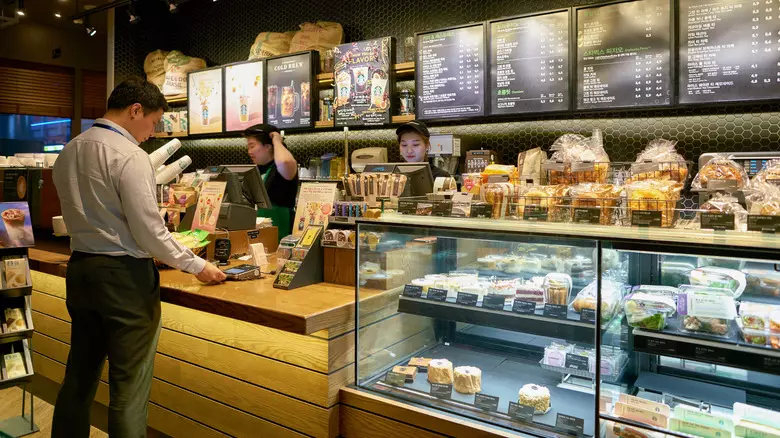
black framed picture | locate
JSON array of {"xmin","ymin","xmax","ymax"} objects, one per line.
[{"xmin": 265, "ymin": 51, "xmax": 318, "ymax": 130}]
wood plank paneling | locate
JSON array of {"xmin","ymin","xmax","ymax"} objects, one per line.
[
  {"xmin": 31, "ymin": 271, "xmax": 66, "ymax": 299},
  {"xmin": 31, "ymin": 311, "xmax": 70, "ymax": 344},
  {"xmin": 31, "ymin": 291, "xmax": 70, "ymax": 322},
  {"xmin": 0, "ymin": 67, "xmax": 74, "ymax": 118},
  {"xmin": 340, "ymin": 406, "xmax": 446, "ymax": 438}
]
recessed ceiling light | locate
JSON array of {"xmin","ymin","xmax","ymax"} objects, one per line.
[{"xmin": 16, "ymin": 0, "xmax": 25, "ymax": 16}]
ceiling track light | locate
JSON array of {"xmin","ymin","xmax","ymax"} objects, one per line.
[
  {"xmin": 54, "ymin": 12, "xmax": 62, "ymax": 18},
  {"xmin": 167, "ymin": 0, "xmax": 178, "ymax": 13},
  {"xmin": 16, "ymin": 0, "xmax": 26, "ymax": 16},
  {"xmin": 128, "ymin": 1, "xmax": 140, "ymax": 24},
  {"xmin": 84, "ymin": 17, "xmax": 96, "ymax": 36}
]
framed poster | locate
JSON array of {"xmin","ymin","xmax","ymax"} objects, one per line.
[
  {"xmin": 333, "ymin": 37, "xmax": 395, "ymax": 127},
  {"xmin": 224, "ymin": 60, "xmax": 264, "ymax": 132},
  {"xmin": 187, "ymin": 66, "xmax": 224, "ymax": 135},
  {"xmin": 265, "ymin": 51, "xmax": 318, "ymax": 130},
  {"xmin": 0, "ymin": 202, "xmax": 34, "ymax": 248},
  {"xmin": 416, "ymin": 23, "xmax": 487, "ymax": 120}
]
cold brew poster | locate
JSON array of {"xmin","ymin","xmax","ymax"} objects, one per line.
[
  {"xmin": 576, "ymin": 0, "xmax": 672, "ymax": 109},
  {"xmin": 188, "ymin": 67, "xmax": 224, "ymax": 134},
  {"xmin": 334, "ymin": 37, "xmax": 394, "ymax": 127},
  {"xmin": 680, "ymin": 0, "xmax": 780, "ymax": 103},
  {"xmin": 266, "ymin": 52, "xmax": 315, "ymax": 129},
  {"xmin": 224, "ymin": 60, "xmax": 264, "ymax": 132},
  {"xmin": 417, "ymin": 24, "xmax": 486, "ymax": 119},
  {"xmin": 490, "ymin": 11, "xmax": 570, "ymax": 115}
]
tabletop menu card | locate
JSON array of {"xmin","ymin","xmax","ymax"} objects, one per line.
[
  {"xmin": 417, "ymin": 24, "xmax": 486, "ymax": 120},
  {"xmin": 576, "ymin": 0, "xmax": 672, "ymax": 109},
  {"xmin": 680, "ymin": 0, "xmax": 780, "ymax": 103},
  {"xmin": 490, "ymin": 11, "xmax": 570, "ymax": 114}
]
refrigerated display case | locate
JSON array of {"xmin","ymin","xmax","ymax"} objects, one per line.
[{"xmin": 354, "ymin": 215, "xmax": 780, "ymax": 437}]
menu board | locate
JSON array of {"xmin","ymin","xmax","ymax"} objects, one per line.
[
  {"xmin": 187, "ymin": 67, "xmax": 224, "ymax": 135},
  {"xmin": 417, "ymin": 24, "xmax": 486, "ymax": 119},
  {"xmin": 224, "ymin": 60, "xmax": 264, "ymax": 132},
  {"xmin": 334, "ymin": 37, "xmax": 394, "ymax": 127},
  {"xmin": 490, "ymin": 11, "xmax": 570, "ymax": 114},
  {"xmin": 266, "ymin": 52, "xmax": 316, "ymax": 129},
  {"xmin": 680, "ymin": 0, "xmax": 780, "ymax": 103},
  {"xmin": 576, "ymin": 0, "xmax": 672, "ymax": 109}
]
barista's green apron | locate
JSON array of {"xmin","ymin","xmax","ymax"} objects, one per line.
[{"xmin": 256, "ymin": 166, "xmax": 293, "ymax": 241}]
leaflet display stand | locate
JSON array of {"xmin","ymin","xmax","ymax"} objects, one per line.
[{"xmin": 273, "ymin": 225, "xmax": 324, "ymax": 290}]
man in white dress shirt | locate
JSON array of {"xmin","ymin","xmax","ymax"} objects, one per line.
[{"xmin": 51, "ymin": 77, "xmax": 226, "ymax": 437}]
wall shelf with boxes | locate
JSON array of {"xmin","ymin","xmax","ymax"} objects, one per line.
[{"xmin": 354, "ymin": 214, "xmax": 780, "ymax": 438}]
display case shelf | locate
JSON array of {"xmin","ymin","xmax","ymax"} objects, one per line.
[
  {"xmin": 0, "ymin": 286, "xmax": 32, "ymax": 299},
  {"xmin": 0, "ymin": 339, "xmax": 34, "ymax": 390},
  {"xmin": 0, "ymin": 296, "xmax": 33, "ymax": 345},
  {"xmin": 165, "ymin": 94, "xmax": 187, "ymax": 104}
]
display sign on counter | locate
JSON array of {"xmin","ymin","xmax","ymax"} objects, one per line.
[
  {"xmin": 474, "ymin": 393, "xmax": 500, "ymax": 412},
  {"xmin": 508, "ymin": 402, "xmax": 534, "ymax": 422},
  {"xmin": 456, "ymin": 291, "xmax": 479, "ymax": 307},
  {"xmin": 581, "ymin": 308, "xmax": 597, "ymax": 323},
  {"xmin": 266, "ymin": 51, "xmax": 317, "ymax": 129},
  {"xmin": 576, "ymin": 0, "xmax": 672, "ymax": 110},
  {"xmin": 631, "ymin": 210, "xmax": 663, "ymax": 227},
  {"xmin": 574, "ymin": 207, "xmax": 602, "ymax": 224},
  {"xmin": 680, "ymin": 0, "xmax": 780, "ymax": 103},
  {"xmin": 489, "ymin": 10, "xmax": 570, "ymax": 115},
  {"xmin": 223, "ymin": 60, "xmax": 264, "ymax": 132},
  {"xmin": 334, "ymin": 37, "xmax": 395, "ymax": 127},
  {"xmin": 426, "ymin": 287, "xmax": 448, "ymax": 302},
  {"xmin": 482, "ymin": 294, "xmax": 506, "ymax": 310},
  {"xmin": 565, "ymin": 353, "xmax": 590, "ymax": 371},
  {"xmin": 543, "ymin": 303, "xmax": 568, "ymax": 319},
  {"xmin": 417, "ymin": 23, "xmax": 486, "ymax": 120},
  {"xmin": 556, "ymin": 413, "xmax": 585, "ymax": 435},
  {"xmin": 403, "ymin": 284, "xmax": 423, "ymax": 298},
  {"xmin": 188, "ymin": 67, "xmax": 224, "ymax": 134},
  {"xmin": 385, "ymin": 371, "xmax": 406, "ymax": 387},
  {"xmin": 512, "ymin": 300, "xmax": 537, "ymax": 314},
  {"xmin": 748, "ymin": 215, "xmax": 780, "ymax": 232},
  {"xmin": 430, "ymin": 383, "xmax": 453, "ymax": 399},
  {"xmin": 700, "ymin": 212, "xmax": 735, "ymax": 231}
]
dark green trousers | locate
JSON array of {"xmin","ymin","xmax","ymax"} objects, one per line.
[{"xmin": 52, "ymin": 252, "xmax": 161, "ymax": 438}]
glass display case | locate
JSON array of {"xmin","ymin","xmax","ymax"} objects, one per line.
[{"xmin": 355, "ymin": 215, "xmax": 780, "ymax": 438}]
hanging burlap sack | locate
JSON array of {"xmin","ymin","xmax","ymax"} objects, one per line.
[
  {"xmin": 248, "ymin": 31, "xmax": 295, "ymax": 60},
  {"xmin": 289, "ymin": 21, "xmax": 344, "ymax": 58},
  {"xmin": 144, "ymin": 50, "xmax": 169, "ymax": 91},
  {"xmin": 162, "ymin": 50, "xmax": 207, "ymax": 96}
]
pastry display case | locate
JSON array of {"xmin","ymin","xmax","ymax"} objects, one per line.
[{"xmin": 354, "ymin": 215, "xmax": 780, "ymax": 437}]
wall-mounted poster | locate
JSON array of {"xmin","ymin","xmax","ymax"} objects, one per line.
[
  {"xmin": 224, "ymin": 60, "xmax": 264, "ymax": 132},
  {"xmin": 187, "ymin": 67, "xmax": 224, "ymax": 134},
  {"xmin": 265, "ymin": 51, "xmax": 317, "ymax": 130},
  {"xmin": 333, "ymin": 37, "xmax": 395, "ymax": 127}
]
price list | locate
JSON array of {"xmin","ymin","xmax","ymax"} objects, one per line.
[
  {"xmin": 490, "ymin": 11, "xmax": 570, "ymax": 114},
  {"xmin": 417, "ymin": 24, "xmax": 486, "ymax": 119},
  {"xmin": 680, "ymin": 0, "xmax": 780, "ymax": 103},
  {"xmin": 576, "ymin": 0, "xmax": 672, "ymax": 109}
]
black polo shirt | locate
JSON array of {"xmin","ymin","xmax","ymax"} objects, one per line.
[{"xmin": 257, "ymin": 162, "xmax": 299, "ymax": 209}]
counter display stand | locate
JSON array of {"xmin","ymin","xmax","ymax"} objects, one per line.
[{"xmin": 0, "ymin": 247, "xmax": 39, "ymax": 437}]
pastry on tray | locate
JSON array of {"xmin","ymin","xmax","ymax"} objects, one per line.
[
  {"xmin": 427, "ymin": 359, "xmax": 454, "ymax": 384},
  {"xmin": 518, "ymin": 383, "xmax": 551, "ymax": 413},
  {"xmin": 453, "ymin": 366, "xmax": 482, "ymax": 394}
]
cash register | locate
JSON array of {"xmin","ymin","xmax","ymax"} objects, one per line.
[{"xmin": 180, "ymin": 165, "xmax": 272, "ymax": 230}]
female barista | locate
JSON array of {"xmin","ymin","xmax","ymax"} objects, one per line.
[
  {"xmin": 244, "ymin": 123, "xmax": 298, "ymax": 238},
  {"xmin": 396, "ymin": 120, "xmax": 450, "ymax": 179}
]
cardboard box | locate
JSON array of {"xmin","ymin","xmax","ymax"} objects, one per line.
[{"xmin": 207, "ymin": 226, "xmax": 278, "ymax": 260}]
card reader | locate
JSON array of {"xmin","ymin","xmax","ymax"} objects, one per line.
[{"xmin": 221, "ymin": 264, "xmax": 263, "ymax": 281}]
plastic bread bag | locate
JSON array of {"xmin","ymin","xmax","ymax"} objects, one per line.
[
  {"xmin": 630, "ymin": 138, "xmax": 689, "ymax": 183},
  {"xmin": 745, "ymin": 181, "xmax": 780, "ymax": 215},
  {"xmin": 569, "ymin": 183, "xmax": 623, "ymax": 225},
  {"xmin": 677, "ymin": 285, "xmax": 738, "ymax": 336},
  {"xmin": 570, "ymin": 278, "xmax": 624, "ymax": 320},
  {"xmin": 630, "ymin": 285, "xmax": 679, "ymax": 303},
  {"xmin": 624, "ymin": 293, "xmax": 677, "ymax": 330},
  {"xmin": 516, "ymin": 185, "xmax": 570, "ymax": 222},
  {"xmin": 691, "ymin": 154, "xmax": 748, "ymax": 190},
  {"xmin": 626, "ymin": 179, "xmax": 684, "ymax": 227},
  {"xmin": 517, "ymin": 147, "xmax": 546, "ymax": 185},
  {"xmin": 695, "ymin": 193, "xmax": 748, "ymax": 232},
  {"xmin": 688, "ymin": 266, "xmax": 746, "ymax": 298},
  {"xmin": 548, "ymin": 130, "xmax": 610, "ymax": 184},
  {"xmin": 750, "ymin": 159, "xmax": 780, "ymax": 187}
]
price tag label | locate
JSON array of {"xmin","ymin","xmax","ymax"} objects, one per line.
[
  {"xmin": 556, "ymin": 414, "xmax": 585, "ymax": 435},
  {"xmin": 632, "ymin": 210, "xmax": 662, "ymax": 227},
  {"xmin": 508, "ymin": 402, "xmax": 534, "ymax": 422},
  {"xmin": 333, "ymin": 216, "xmax": 350, "ymax": 223},
  {"xmin": 543, "ymin": 303, "xmax": 568, "ymax": 319},
  {"xmin": 693, "ymin": 346, "xmax": 728, "ymax": 364},
  {"xmin": 644, "ymin": 337, "xmax": 678, "ymax": 354},
  {"xmin": 574, "ymin": 207, "xmax": 601, "ymax": 224},
  {"xmin": 566, "ymin": 353, "xmax": 590, "ymax": 371},
  {"xmin": 488, "ymin": 174, "xmax": 510, "ymax": 183},
  {"xmin": 398, "ymin": 200, "xmax": 419, "ymax": 215},
  {"xmin": 482, "ymin": 294, "xmax": 506, "ymax": 311},
  {"xmin": 571, "ymin": 161, "xmax": 596, "ymax": 172},
  {"xmin": 748, "ymin": 215, "xmax": 780, "ymax": 233},
  {"xmin": 402, "ymin": 285, "xmax": 423, "ymax": 298},
  {"xmin": 385, "ymin": 371, "xmax": 406, "ymax": 387},
  {"xmin": 523, "ymin": 206, "xmax": 549, "ymax": 222},
  {"xmin": 456, "ymin": 292, "xmax": 479, "ymax": 307},
  {"xmin": 470, "ymin": 203, "xmax": 493, "ymax": 219},
  {"xmin": 707, "ymin": 179, "xmax": 738, "ymax": 190},
  {"xmin": 580, "ymin": 308, "xmax": 597, "ymax": 324},
  {"xmin": 701, "ymin": 213, "xmax": 735, "ymax": 231},
  {"xmin": 512, "ymin": 300, "xmax": 537, "ymax": 314},
  {"xmin": 543, "ymin": 161, "xmax": 566, "ymax": 171},
  {"xmin": 426, "ymin": 287, "xmax": 448, "ymax": 302},
  {"xmin": 430, "ymin": 383, "xmax": 452, "ymax": 399},
  {"xmin": 432, "ymin": 201, "xmax": 453, "ymax": 217},
  {"xmin": 474, "ymin": 394, "xmax": 500, "ymax": 412}
]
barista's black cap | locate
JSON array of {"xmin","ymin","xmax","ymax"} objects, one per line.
[
  {"xmin": 243, "ymin": 123, "xmax": 280, "ymax": 144},
  {"xmin": 396, "ymin": 120, "xmax": 430, "ymax": 139}
]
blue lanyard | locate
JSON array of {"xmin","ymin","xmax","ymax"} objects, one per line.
[{"xmin": 93, "ymin": 122, "xmax": 126, "ymax": 138}]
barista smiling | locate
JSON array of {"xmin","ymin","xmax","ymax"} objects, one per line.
[{"xmin": 396, "ymin": 120, "xmax": 450, "ymax": 179}]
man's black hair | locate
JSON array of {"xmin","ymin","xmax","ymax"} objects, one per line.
[
  {"xmin": 243, "ymin": 123, "xmax": 280, "ymax": 146},
  {"xmin": 106, "ymin": 77, "xmax": 169, "ymax": 113}
]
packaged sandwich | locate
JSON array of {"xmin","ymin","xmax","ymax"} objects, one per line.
[
  {"xmin": 571, "ymin": 278, "xmax": 623, "ymax": 320},
  {"xmin": 569, "ymin": 183, "xmax": 623, "ymax": 225},
  {"xmin": 624, "ymin": 293, "xmax": 677, "ymax": 330},
  {"xmin": 547, "ymin": 129, "xmax": 610, "ymax": 184},
  {"xmin": 626, "ymin": 180, "xmax": 683, "ymax": 228},
  {"xmin": 3, "ymin": 258, "xmax": 28, "ymax": 289},
  {"xmin": 3, "ymin": 308, "xmax": 26, "ymax": 333},
  {"xmin": 691, "ymin": 154, "xmax": 748, "ymax": 190},
  {"xmin": 3, "ymin": 352, "xmax": 26, "ymax": 379},
  {"xmin": 677, "ymin": 285, "xmax": 737, "ymax": 336},
  {"xmin": 688, "ymin": 266, "xmax": 746, "ymax": 299},
  {"xmin": 629, "ymin": 139, "xmax": 689, "ymax": 183},
  {"xmin": 482, "ymin": 182, "xmax": 516, "ymax": 219}
]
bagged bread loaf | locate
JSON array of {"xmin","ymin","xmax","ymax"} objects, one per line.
[
  {"xmin": 750, "ymin": 159, "xmax": 780, "ymax": 187},
  {"xmin": 745, "ymin": 182, "xmax": 780, "ymax": 215},
  {"xmin": 162, "ymin": 51, "xmax": 207, "ymax": 96},
  {"xmin": 696, "ymin": 193, "xmax": 748, "ymax": 231},
  {"xmin": 248, "ymin": 31, "xmax": 295, "ymax": 60},
  {"xmin": 569, "ymin": 183, "xmax": 622, "ymax": 225},
  {"xmin": 547, "ymin": 129, "xmax": 610, "ymax": 184},
  {"xmin": 629, "ymin": 139, "xmax": 689, "ymax": 183},
  {"xmin": 516, "ymin": 185, "xmax": 570, "ymax": 222},
  {"xmin": 482, "ymin": 182, "xmax": 516, "ymax": 219},
  {"xmin": 691, "ymin": 154, "xmax": 748, "ymax": 190},
  {"xmin": 626, "ymin": 179, "xmax": 683, "ymax": 227},
  {"xmin": 517, "ymin": 147, "xmax": 546, "ymax": 185},
  {"xmin": 289, "ymin": 21, "xmax": 344, "ymax": 61},
  {"xmin": 144, "ymin": 50, "xmax": 169, "ymax": 91}
]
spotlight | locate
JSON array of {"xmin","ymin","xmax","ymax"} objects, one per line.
[
  {"xmin": 16, "ymin": 0, "xmax": 26, "ymax": 16},
  {"xmin": 128, "ymin": 2, "xmax": 140, "ymax": 24},
  {"xmin": 167, "ymin": 0, "xmax": 178, "ymax": 13},
  {"xmin": 84, "ymin": 17, "xmax": 96, "ymax": 36},
  {"xmin": 54, "ymin": 13, "xmax": 62, "ymax": 18}
]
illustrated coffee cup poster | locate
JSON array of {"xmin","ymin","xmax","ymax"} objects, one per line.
[
  {"xmin": 292, "ymin": 182, "xmax": 339, "ymax": 237},
  {"xmin": 266, "ymin": 52, "xmax": 316, "ymax": 129},
  {"xmin": 0, "ymin": 202, "xmax": 34, "ymax": 248},
  {"xmin": 187, "ymin": 67, "xmax": 224, "ymax": 134},
  {"xmin": 224, "ymin": 60, "xmax": 264, "ymax": 132},
  {"xmin": 333, "ymin": 37, "xmax": 395, "ymax": 127},
  {"xmin": 191, "ymin": 181, "xmax": 227, "ymax": 233}
]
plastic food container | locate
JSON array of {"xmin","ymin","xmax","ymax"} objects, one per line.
[
  {"xmin": 739, "ymin": 302, "xmax": 777, "ymax": 330},
  {"xmin": 543, "ymin": 273, "xmax": 572, "ymax": 306},
  {"xmin": 688, "ymin": 267, "xmax": 746, "ymax": 299},
  {"xmin": 677, "ymin": 285, "xmax": 737, "ymax": 337},
  {"xmin": 739, "ymin": 324, "xmax": 769, "ymax": 347},
  {"xmin": 624, "ymin": 293, "xmax": 677, "ymax": 330}
]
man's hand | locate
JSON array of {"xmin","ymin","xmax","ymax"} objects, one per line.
[{"xmin": 196, "ymin": 262, "xmax": 227, "ymax": 284}]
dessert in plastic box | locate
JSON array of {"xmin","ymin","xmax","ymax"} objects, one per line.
[
  {"xmin": 543, "ymin": 273, "xmax": 572, "ymax": 305},
  {"xmin": 515, "ymin": 277, "xmax": 545, "ymax": 307},
  {"xmin": 543, "ymin": 342, "xmax": 572, "ymax": 367},
  {"xmin": 624, "ymin": 293, "xmax": 677, "ymax": 330},
  {"xmin": 688, "ymin": 266, "xmax": 746, "ymax": 299}
]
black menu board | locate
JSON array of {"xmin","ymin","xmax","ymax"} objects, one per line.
[
  {"xmin": 680, "ymin": 0, "xmax": 780, "ymax": 103},
  {"xmin": 417, "ymin": 23, "xmax": 486, "ymax": 120},
  {"xmin": 333, "ymin": 37, "xmax": 395, "ymax": 127},
  {"xmin": 265, "ymin": 51, "xmax": 317, "ymax": 129},
  {"xmin": 576, "ymin": 0, "xmax": 672, "ymax": 109},
  {"xmin": 490, "ymin": 10, "xmax": 570, "ymax": 114}
]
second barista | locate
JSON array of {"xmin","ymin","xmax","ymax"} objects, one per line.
[{"xmin": 396, "ymin": 120, "xmax": 450, "ymax": 179}]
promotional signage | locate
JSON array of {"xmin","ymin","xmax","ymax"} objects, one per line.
[
  {"xmin": 334, "ymin": 37, "xmax": 395, "ymax": 127},
  {"xmin": 188, "ymin": 67, "xmax": 224, "ymax": 134},
  {"xmin": 224, "ymin": 60, "xmax": 264, "ymax": 132},
  {"xmin": 576, "ymin": 0, "xmax": 672, "ymax": 110},
  {"xmin": 417, "ymin": 23, "xmax": 486, "ymax": 120},
  {"xmin": 680, "ymin": 0, "xmax": 780, "ymax": 103},
  {"xmin": 490, "ymin": 10, "xmax": 570, "ymax": 115},
  {"xmin": 266, "ymin": 51, "xmax": 317, "ymax": 129}
]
